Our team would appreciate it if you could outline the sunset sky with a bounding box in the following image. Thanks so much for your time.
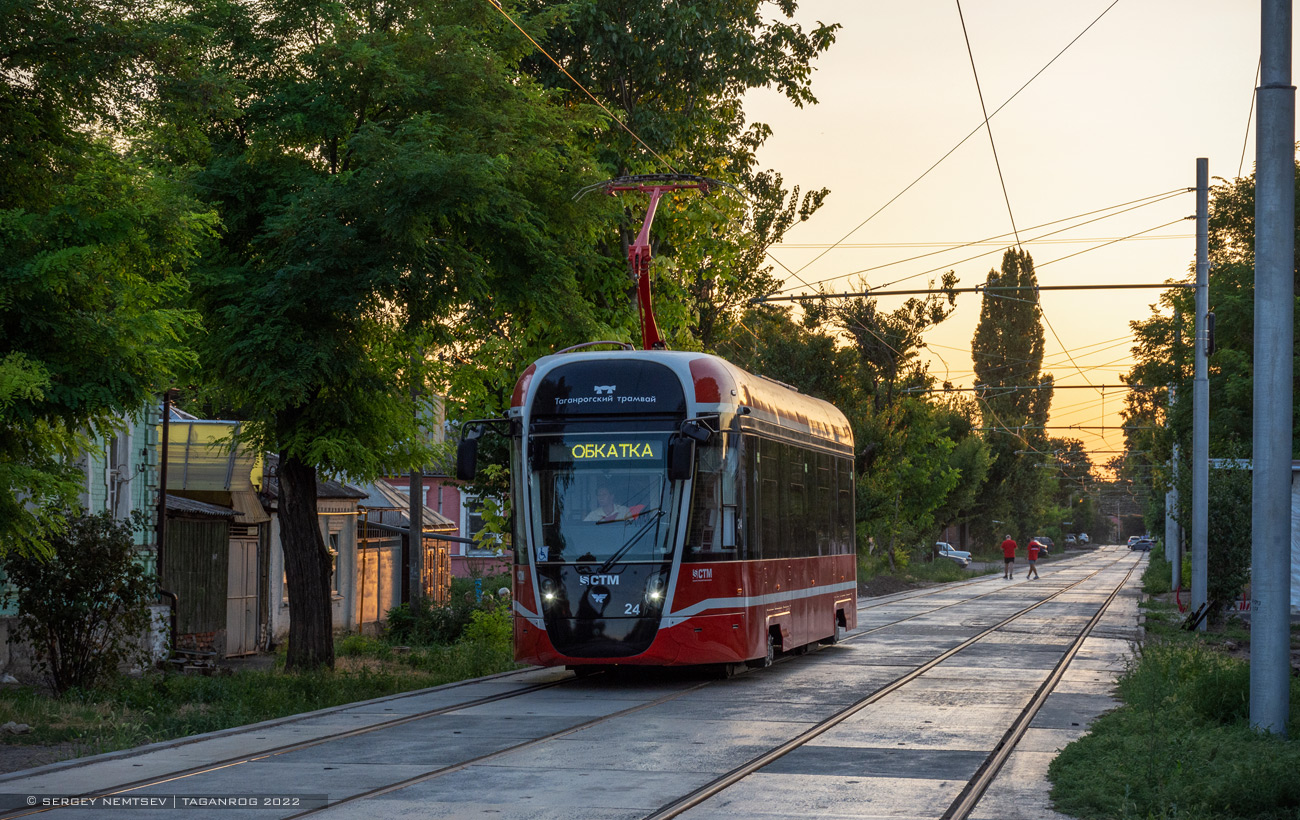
[744,1,1277,471]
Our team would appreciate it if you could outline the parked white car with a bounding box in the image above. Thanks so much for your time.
[936,542,971,568]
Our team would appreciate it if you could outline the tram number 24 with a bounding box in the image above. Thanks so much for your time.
[625,603,641,615]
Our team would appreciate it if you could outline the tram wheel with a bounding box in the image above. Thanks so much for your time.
[714,662,745,679]
[568,665,606,678]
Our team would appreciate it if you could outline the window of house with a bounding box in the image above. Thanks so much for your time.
[461,495,501,557]
[327,531,340,595]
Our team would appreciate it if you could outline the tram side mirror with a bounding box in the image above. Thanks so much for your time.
[679,419,713,443]
[456,437,479,481]
[667,436,695,481]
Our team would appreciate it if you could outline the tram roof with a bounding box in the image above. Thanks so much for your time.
[523,350,852,448]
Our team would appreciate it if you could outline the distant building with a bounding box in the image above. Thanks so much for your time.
[389,472,511,579]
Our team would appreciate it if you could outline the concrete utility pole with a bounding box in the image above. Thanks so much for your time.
[1190,159,1209,631]
[1251,0,1294,737]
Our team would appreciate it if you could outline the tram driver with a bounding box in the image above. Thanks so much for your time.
[585,485,631,522]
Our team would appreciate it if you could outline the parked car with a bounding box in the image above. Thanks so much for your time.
[1031,536,1054,555]
[1064,534,1077,545]
[1130,537,1155,551]
[1126,535,1142,547]
[1078,533,1090,545]
[935,542,971,568]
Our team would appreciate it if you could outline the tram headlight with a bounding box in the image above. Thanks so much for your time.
[540,576,558,603]
[644,572,667,604]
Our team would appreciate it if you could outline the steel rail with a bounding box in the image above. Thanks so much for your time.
[0,671,575,819]
[1,551,1124,820]
[942,555,1141,819]
[283,682,716,819]
[287,553,1130,818]
[642,550,1142,820]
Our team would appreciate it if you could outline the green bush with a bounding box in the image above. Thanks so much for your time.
[384,572,510,646]
[1050,642,1300,820]
[462,607,511,654]
[1143,552,1174,595]
[3,511,154,694]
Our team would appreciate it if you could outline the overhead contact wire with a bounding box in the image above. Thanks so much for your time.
[780,0,1123,277]
[486,1,678,174]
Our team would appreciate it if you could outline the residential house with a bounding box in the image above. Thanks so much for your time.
[260,457,368,642]
[352,478,458,627]
[2,404,167,673]
[392,472,511,579]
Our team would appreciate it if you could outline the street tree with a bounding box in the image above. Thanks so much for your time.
[1124,165,1300,534]
[1,0,214,551]
[970,248,1055,543]
[524,0,839,347]
[166,0,609,670]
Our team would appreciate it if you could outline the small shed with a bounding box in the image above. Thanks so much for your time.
[162,494,236,657]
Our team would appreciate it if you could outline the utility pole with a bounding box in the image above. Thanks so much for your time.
[1251,0,1293,737]
[1190,158,1209,632]
[408,352,424,607]
[1165,384,1182,591]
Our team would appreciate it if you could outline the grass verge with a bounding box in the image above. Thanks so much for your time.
[0,633,517,762]
[1048,553,1300,820]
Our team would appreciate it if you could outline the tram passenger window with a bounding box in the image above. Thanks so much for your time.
[784,445,807,559]
[721,436,740,552]
[743,442,760,560]
[814,452,833,555]
[759,439,781,560]
[836,457,854,555]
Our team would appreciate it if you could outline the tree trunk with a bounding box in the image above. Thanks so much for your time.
[278,452,335,671]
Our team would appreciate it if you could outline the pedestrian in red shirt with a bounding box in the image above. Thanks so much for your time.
[1001,534,1017,579]
[1026,539,1041,579]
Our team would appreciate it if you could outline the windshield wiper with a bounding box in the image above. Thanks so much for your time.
[597,509,665,574]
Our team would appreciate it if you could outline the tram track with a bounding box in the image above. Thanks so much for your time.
[644,549,1141,820]
[0,670,578,820]
[277,554,1137,818]
[0,549,1136,820]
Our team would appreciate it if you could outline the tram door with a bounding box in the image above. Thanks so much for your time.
[226,536,259,656]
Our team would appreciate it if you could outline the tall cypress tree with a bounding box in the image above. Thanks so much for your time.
[970,248,1054,545]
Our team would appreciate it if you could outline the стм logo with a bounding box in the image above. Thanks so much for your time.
[593,385,616,395]
[590,593,608,605]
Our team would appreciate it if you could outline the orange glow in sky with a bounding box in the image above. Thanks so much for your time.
[745,1,1277,471]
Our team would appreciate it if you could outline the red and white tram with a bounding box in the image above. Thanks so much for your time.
[463,346,856,671]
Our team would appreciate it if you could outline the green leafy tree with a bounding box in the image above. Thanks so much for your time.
[970,249,1055,545]
[164,0,611,670]
[524,0,839,348]
[3,511,155,693]
[714,305,859,409]
[1,0,214,551]
[831,279,991,564]
[1124,166,1300,545]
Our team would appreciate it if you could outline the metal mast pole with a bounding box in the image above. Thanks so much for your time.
[1251,0,1294,736]
[1166,381,1181,589]
[1190,158,1209,631]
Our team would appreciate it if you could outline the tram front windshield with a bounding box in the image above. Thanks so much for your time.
[529,433,676,565]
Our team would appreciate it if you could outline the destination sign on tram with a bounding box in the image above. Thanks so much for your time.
[550,441,663,462]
